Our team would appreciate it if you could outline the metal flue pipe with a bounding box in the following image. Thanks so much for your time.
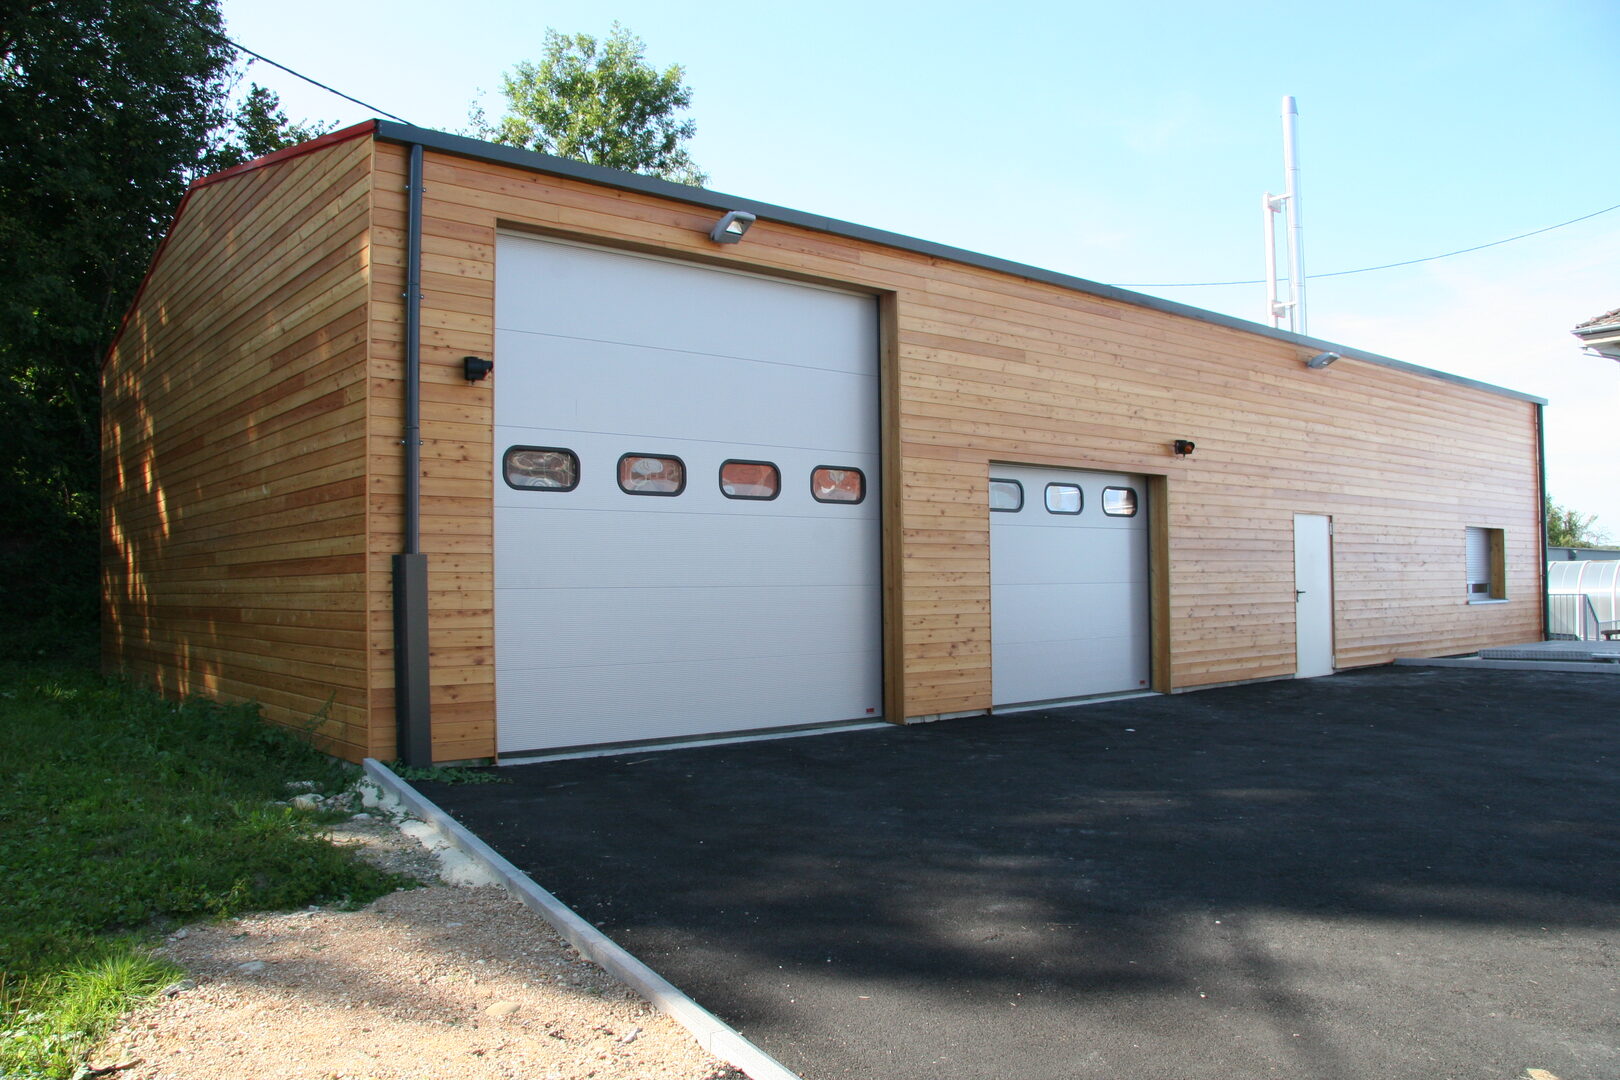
[1281,96,1306,335]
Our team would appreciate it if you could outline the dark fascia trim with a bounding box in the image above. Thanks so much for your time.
[373,120,1545,407]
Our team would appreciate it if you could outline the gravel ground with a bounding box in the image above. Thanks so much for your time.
[90,791,745,1080]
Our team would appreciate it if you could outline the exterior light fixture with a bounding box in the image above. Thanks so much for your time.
[709,210,756,244]
[1173,439,1196,457]
[1304,351,1340,369]
[463,356,493,382]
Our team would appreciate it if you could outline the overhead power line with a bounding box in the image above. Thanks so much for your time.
[1110,201,1620,289]
[221,34,415,126]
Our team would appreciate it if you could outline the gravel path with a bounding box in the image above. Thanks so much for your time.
[91,793,744,1080]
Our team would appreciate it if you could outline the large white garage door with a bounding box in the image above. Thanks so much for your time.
[493,235,881,755]
[990,464,1151,707]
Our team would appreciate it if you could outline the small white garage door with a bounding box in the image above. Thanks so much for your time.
[493,235,881,755]
[990,464,1151,707]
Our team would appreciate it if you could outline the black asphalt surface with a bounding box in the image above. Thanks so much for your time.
[418,667,1620,1080]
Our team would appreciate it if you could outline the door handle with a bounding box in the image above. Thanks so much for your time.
[1295,589,1306,600]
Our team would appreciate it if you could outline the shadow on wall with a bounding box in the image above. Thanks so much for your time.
[102,276,371,759]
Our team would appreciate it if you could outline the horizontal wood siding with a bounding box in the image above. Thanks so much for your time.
[103,136,374,758]
[364,144,496,763]
[366,146,1539,756]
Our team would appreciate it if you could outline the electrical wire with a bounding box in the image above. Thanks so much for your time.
[1110,201,1620,288]
[221,34,415,126]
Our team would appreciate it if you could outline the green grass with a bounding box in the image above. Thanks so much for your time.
[0,661,411,1078]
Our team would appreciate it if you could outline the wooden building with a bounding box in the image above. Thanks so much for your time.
[102,121,1547,764]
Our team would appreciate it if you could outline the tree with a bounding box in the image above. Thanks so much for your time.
[475,24,707,186]
[0,2,322,646]
[202,82,334,174]
[1546,495,1610,548]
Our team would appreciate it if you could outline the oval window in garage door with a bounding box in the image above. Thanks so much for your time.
[504,446,579,491]
[720,460,781,500]
[811,466,865,504]
[619,454,686,495]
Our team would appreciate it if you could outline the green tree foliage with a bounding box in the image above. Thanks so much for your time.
[0,0,236,640]
[476,23,707,186]
[204,82,334,173]
[1546,495,1610,548]
[0,2,323,646]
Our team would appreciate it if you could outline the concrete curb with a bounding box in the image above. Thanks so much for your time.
[362,758,801,1080]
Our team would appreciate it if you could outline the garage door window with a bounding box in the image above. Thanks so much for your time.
[811,467,865,504]
[1101,486,1138,517]
[503,446,579,491]
[1045,483,1082,514]
[989,479,1023,512]
[618,454,686,495]
[720,460,780,500]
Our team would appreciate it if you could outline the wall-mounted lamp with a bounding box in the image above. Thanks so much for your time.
[1304,351,1340,369]
[463,356,494,382]
[1173,439,1196,457]
[709,210,757,244]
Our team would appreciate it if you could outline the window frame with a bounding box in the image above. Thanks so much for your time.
[1465,526,1507,602]
[501,445,581,493]
[1044,483,1083,515]
[1100,486,1139,517]
[810,465,866,505]
[616,453,687,497]
[719,458,782,501]
[988,478,1024,513]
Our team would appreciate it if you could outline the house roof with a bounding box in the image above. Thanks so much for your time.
[1574,307,1620,332]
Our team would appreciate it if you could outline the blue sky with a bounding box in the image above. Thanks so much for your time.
[220,0,1620,535]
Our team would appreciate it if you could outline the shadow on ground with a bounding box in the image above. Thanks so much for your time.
[421,666,1620,1080]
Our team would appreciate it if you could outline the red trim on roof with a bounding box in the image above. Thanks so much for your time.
[102,121,380,371]
[189,120,377,191]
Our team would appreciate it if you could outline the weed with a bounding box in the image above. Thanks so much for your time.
[0,662,413,1078]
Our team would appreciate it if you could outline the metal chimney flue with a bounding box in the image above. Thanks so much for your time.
[1263,95,1307,334]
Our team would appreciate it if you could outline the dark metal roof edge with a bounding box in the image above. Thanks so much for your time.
[374,121,1546,407]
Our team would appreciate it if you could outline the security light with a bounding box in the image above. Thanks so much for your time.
[1304,351,1340,369]
[709,210,756,244]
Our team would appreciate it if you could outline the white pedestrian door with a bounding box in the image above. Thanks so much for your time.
[990,465,1151,707]
[1292,513,1334,678]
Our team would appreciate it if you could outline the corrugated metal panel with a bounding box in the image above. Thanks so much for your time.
[493,234,880,754]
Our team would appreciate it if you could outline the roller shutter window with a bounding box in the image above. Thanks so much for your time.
[1466,526,1506,601]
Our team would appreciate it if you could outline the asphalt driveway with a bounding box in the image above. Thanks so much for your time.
[418,667,1620,1080]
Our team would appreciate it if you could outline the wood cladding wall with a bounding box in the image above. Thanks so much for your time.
[364,143,1539,757]
[102,134,375,758]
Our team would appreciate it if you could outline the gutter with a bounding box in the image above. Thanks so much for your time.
[392,142,433,766]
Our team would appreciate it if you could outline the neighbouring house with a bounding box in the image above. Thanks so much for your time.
[1572,307,1620,360]
[102,122,1547,764]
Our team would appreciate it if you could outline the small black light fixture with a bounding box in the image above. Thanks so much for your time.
[1304,351,1340,369]
[709,210,756,244]
[463,355,493,382]
[1173,439,1196,457]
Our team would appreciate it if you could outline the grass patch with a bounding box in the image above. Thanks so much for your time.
[0,661,411,1078]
